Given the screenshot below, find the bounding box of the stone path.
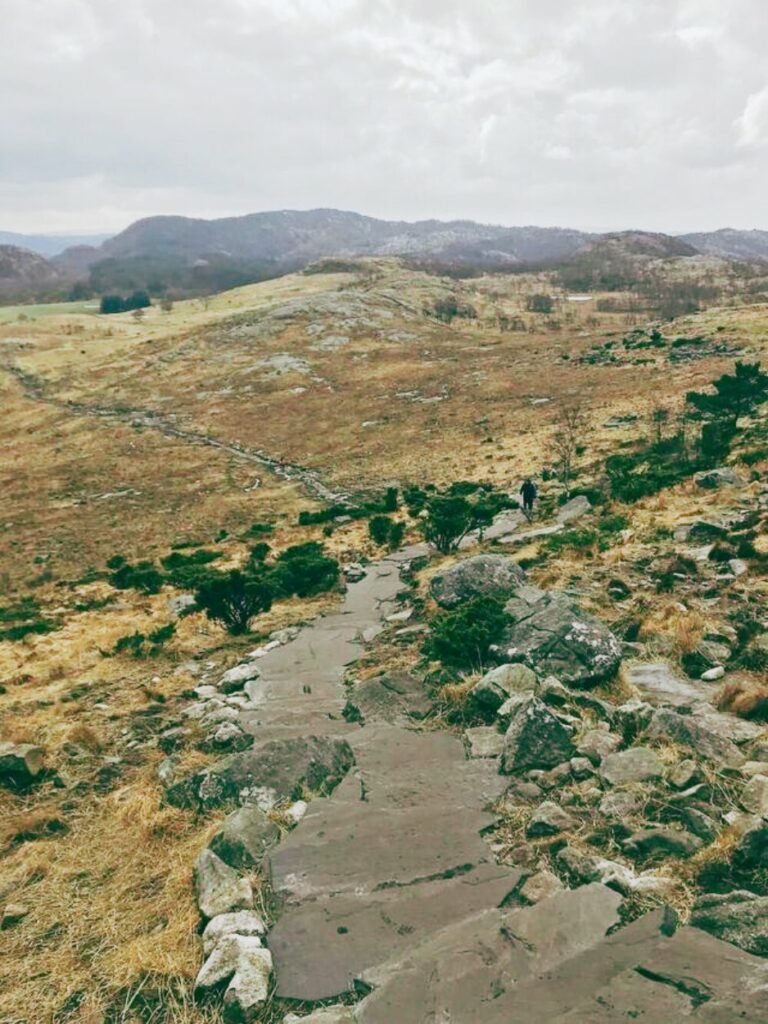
[198,547,768,1021]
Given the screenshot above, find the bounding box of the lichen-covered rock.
[429,554,526,609]
[740,774,768,817]
[0,742,44,788]
[498,586,622,689]
[202,911,266,956]
[526,801,574,837]
[468,663,539,714]
[733,818,768,870]
[210,805,281,870]
[500,696,575,774]
[691,891,768,957]
[647,709,744,767]
[600,747,663,787]
[166,736,354,810]
[195,849,253,919]
[519,869,565,903]
[577,729,621,765]
[195,934,272,1022]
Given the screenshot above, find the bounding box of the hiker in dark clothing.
[520,478,538,514]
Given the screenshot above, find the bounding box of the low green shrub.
[270,543,340,598]
[194,570,273,635]
[424,597,510,670]
[110,561,165,594]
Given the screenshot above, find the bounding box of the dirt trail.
[1,361,349,504]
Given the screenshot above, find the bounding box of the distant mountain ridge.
[0,230,109,258]
[4,211,768,302]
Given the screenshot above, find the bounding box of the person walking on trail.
[520,478,538,515]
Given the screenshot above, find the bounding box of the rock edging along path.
[179,548,768,1022]
[1,361,348,504]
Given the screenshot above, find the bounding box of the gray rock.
[210,805,281,870]
[691,891,768,957]
[468,663,539,714]
[729,558,749,577]
[623,827,703,863]
[538,762,573,790]
[694,467,746,490]
[570,757,595,780]
[195,848,253,919]
[207,723,253,753]
[668,758,700,790]
[556,495,592,523]
[501,697,576,774]
[202,910,266,956]
[647,708,745,767]
[612,698,654,740]
[167,593,196,617]
[599,790,646,819]
[741,774,768,816]
[701,665,725,681]
[344,672,431,724]
[285,1010,356,1024]
[499,587,622,688]
[624,663,706,709]
[675,519,728,541]
[526,801,574,837]
[465,726,505,758]
[429,554,527,608]
[600,747,663,787]
[195,934,272,1021]
[0,742,44,788]
[678,806,720,843]
[577,729,621,765]
[733,818,768,870]
[166,736,355,810]
[555,846,602,884]
[219,661,261,693]
[503,779,543,803]
[156,757,176,786]
[520,869,565,903]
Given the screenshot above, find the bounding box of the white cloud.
[1,0,768,232]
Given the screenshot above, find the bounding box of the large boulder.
[429,555,526,609]
[691,891,768,957]
[500,696,575,774]
[498,586,622,688]
[166,736,354,810]
[468,663,539,714]
[0,742,44,788]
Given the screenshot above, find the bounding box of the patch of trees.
[405,481,518,554]
[606,361,768,502]
[427,297,478,323]
[99,290,151,314]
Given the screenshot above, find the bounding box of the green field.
[0,299,99,323]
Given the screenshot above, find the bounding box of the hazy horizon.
[4,1,768,235]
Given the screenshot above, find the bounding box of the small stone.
[503,780,543,803]
[678,806,720,843]
[195,848,253,919]
[538,762,572,790]
[526,801,574,837]
[468,663,539,714]
[576,730,621,765]
[741,775,768,817]
[701,666,725,682]
[501,697,575,774]
[519,869,565,903]
[600,747,662,787]
[285,800,308,825]
[210,722,252,752]
[570,757,595,780]
[465,726,505,758]
[219,662,261,693]
[202,910,266,956]
[668,759,700,791]
[741,760,768,778]
[195,934,272,1018]
[729,559,748,577]
[210,806,281,870]
[156,757,176,786]
[556,846,601,884]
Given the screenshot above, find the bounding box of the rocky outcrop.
[468,663,539,714]
[691,891,768,956]
[498,585,622,688]
[694,467,747,489]
[500,696,575,773]
[209,805,281,869]
[429,554,526,608]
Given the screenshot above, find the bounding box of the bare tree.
[551,400,589,497]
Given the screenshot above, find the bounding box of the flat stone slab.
[626,662,707,708]
[344,672,432,724]
[268,863,523,1001]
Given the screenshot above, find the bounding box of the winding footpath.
[191,547,768,1023]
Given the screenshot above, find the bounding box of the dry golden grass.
[715,679,768,721]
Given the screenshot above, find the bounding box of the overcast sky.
[3,0,768,235]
